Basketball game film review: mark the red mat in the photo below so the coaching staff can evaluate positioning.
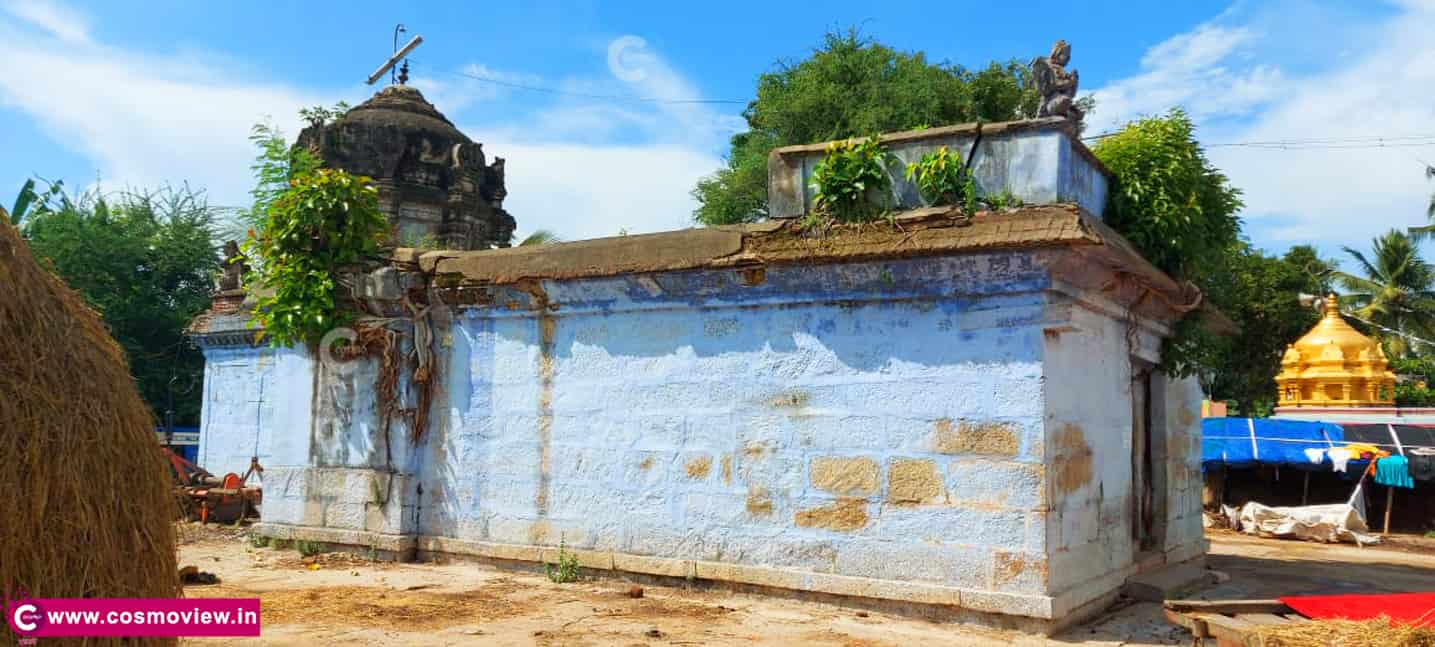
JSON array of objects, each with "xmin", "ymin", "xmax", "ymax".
[{"xmin": 1280, "ymin": 592, "xmax": 1435, "ymax": 627}]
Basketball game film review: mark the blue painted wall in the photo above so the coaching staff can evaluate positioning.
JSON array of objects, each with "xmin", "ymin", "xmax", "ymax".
[
  {"xmin": 413, "ymin": 252, "xmax": 1055, "ymax": 600},
  {"xmin": 196, "ymin": 344, "xmax": 313, "ymax": 478},
  {"xmin": 204, "ymin": 248, "xmax": 1203, "ymax": 620}
]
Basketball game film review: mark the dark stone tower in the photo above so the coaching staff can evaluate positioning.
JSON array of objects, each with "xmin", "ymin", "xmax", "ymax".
[{"xmin": 295, "ymin": 85, "xmax": 516, "ymax": 250}]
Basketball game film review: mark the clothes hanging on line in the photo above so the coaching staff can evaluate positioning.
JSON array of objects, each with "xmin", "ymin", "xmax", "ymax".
[
  {"xmin": 1343, "ymin": 443, "xmax": 1383, "ymax": 459},
  {"xmin": 1375, "ymin": 455, "xmax": 1415, "ymax": 489},
  {"xmin": 1329, "ymin": 448, "xmax": 1353, "ymax": 473},
  {"xmin": 1303, "ymin": 448, "xmax": 1326, "ymax": 464}
]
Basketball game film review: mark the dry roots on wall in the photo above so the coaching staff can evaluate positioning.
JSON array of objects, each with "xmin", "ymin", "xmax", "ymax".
[
  {"xmin": 0, "ymin": 222, "xmax": 179, "ymax": 646},
  {"xmin": 337, "ymin": 297, "xmax": 435, "ymax": 448}
]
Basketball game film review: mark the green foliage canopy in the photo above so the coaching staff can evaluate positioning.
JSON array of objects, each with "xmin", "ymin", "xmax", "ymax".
[
  {"xmin": 22, "ymin": 185, "xmax": 218, "ymax": 425},
  {"xmin": 692, "ymin": 30, "xmax": 1043, "ymax": 226},
  {"xmin": 242, "ymin": 168, "xmax": 388, "ymax": 348},
  {"xmin": 239, "ymin": 121, "xmax": 321, "ymax": 237},
  {"xmin": 518, "ymin": 229, "xmax": 563, "ymax": 246},
  {"xmin": 1390, "ymin": 356, "xmax": 1435, "ymax": 406},
  {"xmin": 1092, "ymin": 110, "xmax": 1245, "ymax": 381},
  {"xmin": 1092, "ymin": 109, "xmax": 1243, "ymax": 279},
  {"xmin": 1188, "ymin": 243, "xmax": 1334, "ymax": 416}
]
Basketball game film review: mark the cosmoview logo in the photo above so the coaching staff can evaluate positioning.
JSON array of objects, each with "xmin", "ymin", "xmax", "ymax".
[
  {"xmin": 607, "ymin": 35, "xmax": 650, "ymax": 83},
  {"xmin": 11, "ymin": 602, "xmax": 40, "ymax": 633},
  {"xmin": 5, "ymin": 597, "xmax": 259, "ymax": 638}
]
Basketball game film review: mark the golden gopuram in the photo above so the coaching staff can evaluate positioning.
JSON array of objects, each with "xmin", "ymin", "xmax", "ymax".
[{"xmin": 1275, "ymin": 294, "xmax": 1397, "ymax": 407}]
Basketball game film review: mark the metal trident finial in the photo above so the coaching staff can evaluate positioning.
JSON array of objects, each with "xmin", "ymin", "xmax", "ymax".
[{"xmin": 392, "ymin": 24, "xmax": 407, "ymax": 85}]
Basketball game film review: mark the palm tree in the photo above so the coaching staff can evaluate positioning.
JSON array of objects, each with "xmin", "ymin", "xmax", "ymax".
[
  {"xmin": 1408, "ymin": 166, "xmax": 1435, "ymax": 240},
  {"xmin": 518, "ymin": 229, "xmax": 562, "ymax": 246},
  {"xmin": 8, "ymin": 179, "xmax": 65, "ymax": 227},
  {"xmin": 1337, "ymin": 229, "xmax": 1435, "ymax": 357},
  {"xmin": 1428, "ymin": 164, "xmax": 1435, "ymax": 220}
]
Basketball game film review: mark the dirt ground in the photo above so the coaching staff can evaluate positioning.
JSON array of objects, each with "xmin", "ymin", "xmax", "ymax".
[{"xmin": 175, "ymin": 525, "xmax": 1435, "ymax": 646}]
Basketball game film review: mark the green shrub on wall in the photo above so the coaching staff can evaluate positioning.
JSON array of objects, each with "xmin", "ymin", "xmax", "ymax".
[
  {"xmin": 904, "ymin": 146, "xmax": 967, "ymax": 207},
  {"xmin": 242, "ymin": 168, "xmax": 388, "ymax": 348},
  {"xmin": 905, "ymin": 146, "xmax": 1023, "ymax": 213},
  {"xmin": 809, "ymin": 136, "xmax": 893, "ymax": 224}
]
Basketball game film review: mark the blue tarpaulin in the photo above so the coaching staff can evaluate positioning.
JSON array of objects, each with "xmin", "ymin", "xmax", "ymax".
[{"xmin": 1201, "ymin": 418, "xmax": 1344, "ymax": 469}]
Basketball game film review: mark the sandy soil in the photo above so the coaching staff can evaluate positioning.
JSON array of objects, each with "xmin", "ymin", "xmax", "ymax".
[{"xmin": 174, "ymin": 524, "xmax": 1435, "ymax": 646}]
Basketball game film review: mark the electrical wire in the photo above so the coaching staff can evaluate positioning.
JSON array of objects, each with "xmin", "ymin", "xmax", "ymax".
[
  {"xmin": 409, "ymin": 61, "xmax": 1435, "ymax": 143},
  {"xmin": 408, "ymin": 60, "xmax": 747, "ymax": 106},
  {"xmin": 1339, "ymin": 309, "xmax": 1435, "ymax": 349},
  {"xmin": 1082, "ymin": 130, "xmax": 1435, "ymax": 151}
]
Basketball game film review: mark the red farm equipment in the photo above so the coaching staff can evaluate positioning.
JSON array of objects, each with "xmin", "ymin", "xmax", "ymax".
[{"xmin": 162, "ymin": 448, "xmax": 262, "ymax": 524}]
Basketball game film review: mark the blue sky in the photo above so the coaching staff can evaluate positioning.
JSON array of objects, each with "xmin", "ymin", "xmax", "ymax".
[{"xmin": 3, "ymin": 0, "xmax": 1434, "ymax": 261}]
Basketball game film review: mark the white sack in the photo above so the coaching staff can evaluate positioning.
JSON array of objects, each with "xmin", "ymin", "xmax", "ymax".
[{"xmin": 1236, "ymin": 502, "xmax": 1381, "ymax": 545}]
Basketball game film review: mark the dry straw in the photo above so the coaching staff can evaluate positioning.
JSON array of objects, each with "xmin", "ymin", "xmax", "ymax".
[
  {"xmin": 0, "ymin": 221, "xmax": 179, "ymax": 646},
  {"xmin": 1247, "ymin": 617, "xmax": 1435, "ymax": 647}
]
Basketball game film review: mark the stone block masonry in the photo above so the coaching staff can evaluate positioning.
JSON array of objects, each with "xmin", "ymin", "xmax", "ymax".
[
  {"xmin": 192, "ymin": 121, "xmax": 1206, "ymax": 632},
  {"xmin": 224, "ymin": 217, "xmax": 1202, "ymax": 629}
]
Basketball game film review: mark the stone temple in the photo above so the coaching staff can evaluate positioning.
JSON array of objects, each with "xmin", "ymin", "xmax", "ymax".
[
  {"xmin": 295, "ymin": 85, "xmax": 516, "ymax": 250},
  {"xmin": 191, "ymin": 88, "xmax": 1209, "ymax": 632}
]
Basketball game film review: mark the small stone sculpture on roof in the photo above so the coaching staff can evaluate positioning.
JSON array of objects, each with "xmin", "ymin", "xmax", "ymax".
[
  {"xmin": 1032, "ymin": 40, "xmax": 1084, "ymax": 124},
  {"xmin": 217, "ymin": 240, "xmax": 249, "ymax": 292}
]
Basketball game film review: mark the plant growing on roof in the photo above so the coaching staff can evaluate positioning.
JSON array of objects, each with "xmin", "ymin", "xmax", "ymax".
[
  {"xmin": 987, "ymin": 188, "xmax": 1023, "ymax": 210},
  {"xmin": 236, "ymin": 121, "xmax": 322, "ymax": 239},
  {"xmin": 242, "ymin": 168, "xmax": 389, "ymax": 348},
  {"xmin": 809, "ymin": 136, "xmax": 893, "ymax": 224},
  {"xmin": 299, "ymin": 101, "xmax": 350, "ymax": 128},
  {"xmin": 905, "ymin": 147, "xmax": 1024, "ymax": 213},
  {"xmin": 904, "ymin": 146, "xmax": 967, "ymax": 207}
]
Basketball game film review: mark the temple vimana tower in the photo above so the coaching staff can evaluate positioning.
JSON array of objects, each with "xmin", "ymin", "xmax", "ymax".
[{"xmin": 295, "ymin": 85, "xmax": 516, "ymax": 250}]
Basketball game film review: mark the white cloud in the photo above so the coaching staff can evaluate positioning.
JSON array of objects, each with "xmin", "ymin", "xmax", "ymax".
[
  {"xmin": 1089, "ymin": 23, "xmax": 1283, "ymax": 134},
  {"xmin": 488, "ymin": 140, "xmax": 720, "ymax": 240},
  {"xmin": 1090, "ymin": 2, "xmax": 1435, "ymax": 256},
  {"xmin": 439, "ymin": 34, "xmax": 741, "ymax": 240},
  {"xmin": 0, "ymin": 5, "xmax": 348, "ymax": 212},
  {"xmin": 2, "ymin": 14, "xmax": 735, "ymax": 243},
  {"xmin": 3, "ymin": 0, "xmax": 90, "ymax": 44}
]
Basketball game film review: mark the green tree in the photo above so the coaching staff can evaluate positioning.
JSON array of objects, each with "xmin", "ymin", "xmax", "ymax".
[
  {"xmin": 1092, "ymin": 109, "xmax": 1243, "ymax": 279},
  {"xmin": 1427, "ymin": 164, "xmax": 1435, "ymax": 220},
  {"xmin": 1195, "ymin": 242, "xmax": 1330, "ymax": 416},
  {"xmin": 1091, "ymin": 109, "xmax": 1245, "ymax": 380},
  {"xmin": 1408, "ymin": 165, "xmax": 1435, "ymax": 239},
  {"xmin": 1281, "ymin": 244, "xmax": 1336, "ymax": 295},
  {"xmin": 23, "ymin": 185, "xmax": 219, "ymax": 425},
  {"xmin": 518, "ymin": 229, "xmax": 562, "ymax": 246},
  {"xmin": 1336, "ymin": 229, "xmax": 1435, "ymax": 358},
  {"xmin": 692, "ymin": 29, "xmax": 1045, "ymax": 226},
  {"xmin": 8, "ymin": 178, "xmax": 66, "ymax": 226},
  {"xmin": 238, "ymin": 121, "xmax": 321, "ymax": 237},
  {"xmin": 243, "ymin": 168, "xmax": 388, "ymax": 348}
]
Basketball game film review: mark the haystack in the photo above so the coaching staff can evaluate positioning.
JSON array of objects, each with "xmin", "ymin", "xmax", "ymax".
[
  {"xmin": 1248, "ymin": 617, "xmax": 1435, "ymax": 646},
  {"xmin": 0, "ymin": 220, "xmax": 178, "ymax": 645}
]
